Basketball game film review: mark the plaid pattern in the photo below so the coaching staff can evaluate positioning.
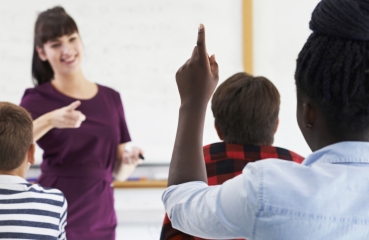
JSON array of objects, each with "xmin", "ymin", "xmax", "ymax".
[{"xmin": 160, "ymin": 142, "xmax": 304, "ymax": 240}]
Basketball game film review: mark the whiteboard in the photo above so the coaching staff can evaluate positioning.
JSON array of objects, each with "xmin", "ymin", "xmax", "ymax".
[{"xmin": 0, "ymin": 0, "xmax": 244, "ymax": 164}]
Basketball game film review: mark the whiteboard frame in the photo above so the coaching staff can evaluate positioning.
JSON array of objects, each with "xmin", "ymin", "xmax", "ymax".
[{"xmin": 243, "ymin": 0, "xmax": 253, "ymax": 74}]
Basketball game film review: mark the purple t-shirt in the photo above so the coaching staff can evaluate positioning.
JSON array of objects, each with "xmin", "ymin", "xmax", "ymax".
[{"xmin": 20, "ymin": 82, "xmax": 131, "ymax": 240}]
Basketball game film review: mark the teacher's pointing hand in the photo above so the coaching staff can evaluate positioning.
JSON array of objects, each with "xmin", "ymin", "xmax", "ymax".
[{"xmin": 51, "ymin": 101, "xmax": 86, "ymax": 129}]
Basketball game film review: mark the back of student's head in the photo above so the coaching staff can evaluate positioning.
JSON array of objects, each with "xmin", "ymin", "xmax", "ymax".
[
  {"xmin": 211, "ymin": 72, "xmax": 280, "ymax": 146},
  {"xmin": 295, "ymin": 0, "xmax": 369, "ymax": 138},
  {"xmin": 0, "ymin": 102, "xmax": 33, "ymax": 170}
]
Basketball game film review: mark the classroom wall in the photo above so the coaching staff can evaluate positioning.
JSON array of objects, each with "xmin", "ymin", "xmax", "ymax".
[
  {"xmin": 253, "ymin": 0, "xmax": 321, "ymax": 157},
  {"xmin": 0, "ymin": 0, "xmax": 320, "ymax": 161},
  {"xmin": 0, "ymin": 0, "xmax": 243, "ymax": 164},
  {"xmin": 2, "ymin": 1, "xmax": 323, "ymax": 239}
]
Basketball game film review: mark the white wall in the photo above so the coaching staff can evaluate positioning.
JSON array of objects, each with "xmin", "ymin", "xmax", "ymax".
[
  {"xmin": 0, "ymin": 0, "xmax": 243, "ymax": 164},
  {"xmin": 253, "ymin": 0, "xmax": 321, "ymax": 157},
  {"xmin": 0, "ymin": 0, "xmax": 321, "ymax": 162}
]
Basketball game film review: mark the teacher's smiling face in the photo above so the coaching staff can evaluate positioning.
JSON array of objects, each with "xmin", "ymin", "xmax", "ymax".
[{"xmin": 36, "ymin": 32, "xmax": 83, "ymax": 76}]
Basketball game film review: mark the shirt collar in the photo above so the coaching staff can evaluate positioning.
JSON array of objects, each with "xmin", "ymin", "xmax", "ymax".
[
  {"xmin": 203, "ymin": 142, "xmax": 304, "ymax": 163},
  {"xmin": 303, "ymin": 141, "xmax": 369, "ymax": 166},
  {"xmin": 0, "ymin": 175, "xmax": 28, "ymax": 184}
]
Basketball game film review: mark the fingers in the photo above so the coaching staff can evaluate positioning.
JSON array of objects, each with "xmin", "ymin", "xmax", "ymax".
[
  {"xmin": 52, "ymin": 102, "xmax": 86, "ymax": 129},
  {"xmin": 121, "ymin": 154, "xmax": 132, "ymax": 164},
  {"xmin": 190, "ymin": 46, "xmax": 198, "ymax": 60},
  {"xmin": 122, "ymin": 147, "xmax": 144, "ymax": 165},
  {"xmin": 78, "ymin": 112, "xmax": 86, "ymax": 121},
  {"xmin": 134, "ymin": 147, "xmax": 144, "ymax": 163},
  {"xmin": 197, "ymin": 24, "xmax": 208, "ymax": 63},
  {"xmin": 138, "ymin": 148, "xmax": 145, "ymax": 156},
  {"xmin": 131, "ymin": 147, "xmax": 141, "ymax": 161},
  {"xmin": 63, "ymin": 115, "xmax": 79, "ymax": 122},
  {"xmin": 56, "ymin": 112, "xmax": 85, "ymax": 129},
  {"xmin": 59, "ymin": 119, "xmax": 83, "ymax": 128},
  {"xmin": 66, "ymin": 101, "xmax": 81, "ymax": 112},
  {"xmin": 64, "ymin": 111, "xmax": 86, "ymax": 122},
  {"xmin": 209, "ymin": 54, "xmax": 219, "ymax": 78}
]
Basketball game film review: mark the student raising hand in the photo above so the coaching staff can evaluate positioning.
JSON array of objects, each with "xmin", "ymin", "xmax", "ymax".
[
  {"xmin": 176, "ymin": 24, "xmax": 219, "ymax": 107},
  {"xmin": 168, "ymin": 24, "xmax": 219, "ymax": 186}
]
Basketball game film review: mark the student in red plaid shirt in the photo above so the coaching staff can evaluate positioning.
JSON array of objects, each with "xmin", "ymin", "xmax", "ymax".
[{"xmin": 160, "ymin": 72, "xmax": 304, "ymax": 240}]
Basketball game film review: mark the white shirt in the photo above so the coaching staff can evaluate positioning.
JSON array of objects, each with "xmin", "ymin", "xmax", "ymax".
[
  {"xmin": 162, "ymin": 142, "xmax": 369, "ymax": 240},
  {"xmin": 0, "ymin": 175, "xmax": 67, "ymax": 239}
]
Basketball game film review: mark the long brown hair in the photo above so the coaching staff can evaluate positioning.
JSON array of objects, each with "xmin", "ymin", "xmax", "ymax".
[{"xmin": 32, "ymin": 6, "xmax": 79, "ymax": 86}]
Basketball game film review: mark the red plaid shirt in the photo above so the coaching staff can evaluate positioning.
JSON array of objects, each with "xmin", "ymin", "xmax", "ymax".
[{"xmin": 160, "ymin": 142, "xmax": 304, "ymax": 240}]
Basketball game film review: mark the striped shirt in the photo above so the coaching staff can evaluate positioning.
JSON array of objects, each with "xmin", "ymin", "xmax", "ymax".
[{"xmin": 0, "ymin": 175, "xmax": 67, "ymax": 239}]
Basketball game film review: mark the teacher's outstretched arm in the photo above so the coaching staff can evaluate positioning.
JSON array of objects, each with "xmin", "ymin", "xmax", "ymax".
[
  {"xmin": 33, "ymin": 101, "xmax": 86, "ymax": 142},
  {"xmin": 168, "ymin": 24, "xmax": 219, "ymax": 186}
]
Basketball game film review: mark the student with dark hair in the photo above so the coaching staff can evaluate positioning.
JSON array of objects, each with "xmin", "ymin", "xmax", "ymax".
[
  {"xmin": 160, "ymin": 72, "xmax": 303, "ymax": 240},
  {"xmin": 20, "ymin": 6, "xmax": 142, "ymax": 240},
  {"xmin": 0, "ymin": 102, "xmax": 67, "ymax": 239},
  {"xmin": 162, "ymin": 0, "xmax": 369, "ymax": 238}
]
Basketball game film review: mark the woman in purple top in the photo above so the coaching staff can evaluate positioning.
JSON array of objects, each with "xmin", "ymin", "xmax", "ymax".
[{"xmin": 20, "ymin": 7, "xmax": 143, "ymax": 240}]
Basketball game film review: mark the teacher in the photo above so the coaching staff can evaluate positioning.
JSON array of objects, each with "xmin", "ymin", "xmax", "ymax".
[{"xmin": 20, "ymin": 6, "xmax": 142, "ymax": 240}]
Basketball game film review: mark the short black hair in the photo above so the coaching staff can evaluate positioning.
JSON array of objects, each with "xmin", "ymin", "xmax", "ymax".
[
  {"xmin": 211, "ymin": 72, "xmax": 280, "ymax": 146},
  {"xmin": 295, "ymin": 0, "xmax": 369, "ymax": 136}
]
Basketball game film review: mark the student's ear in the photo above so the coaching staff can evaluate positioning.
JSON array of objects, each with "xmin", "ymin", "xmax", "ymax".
[
  {"xmin": 214, "ymin": 122, "xmax": 224, "ymax": 141},
  {"xmin": 27, "ymin": 144, "xmax": 36, "ymax": 165},
  {"xmin": 36, "ymin": 46, "xmax": 47, "ymax": 61},
  {"xmin": 302, "ymin": 103, "xmax": 315, "ymax": 129},
  {"xmin": 274, "ymin": 118, "xmax": 279, "ymax": 134}
]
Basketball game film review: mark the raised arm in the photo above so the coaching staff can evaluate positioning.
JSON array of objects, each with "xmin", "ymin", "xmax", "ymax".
[
  {"xmin": 33, "ymin": 101, "xmax": 86, "ymax": 142},
  {"xmin": 168, "ymin": 24, "xmax": 219, "ymax": 186},
  {"xmin": 163, "ymin": 25, "xmax": 259, "ymax": 239}
]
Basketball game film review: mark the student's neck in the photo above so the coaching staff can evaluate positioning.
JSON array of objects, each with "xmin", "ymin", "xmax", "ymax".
[
  {"xmin": 0, "ymin": 170, "xmax": 25, "ymax": 179},
  {"xmin": 311, "ymin": 131, "xmax": 369, "ymax": 152}
]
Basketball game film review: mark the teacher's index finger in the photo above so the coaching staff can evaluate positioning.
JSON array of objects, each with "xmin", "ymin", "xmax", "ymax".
[
  {"xmin": 66, "ymin": 100, "xmax": 81, "ymax": 112},
  {"xmin": 197, "ymin": 24, "xmax": 208, "ymax": 62}
]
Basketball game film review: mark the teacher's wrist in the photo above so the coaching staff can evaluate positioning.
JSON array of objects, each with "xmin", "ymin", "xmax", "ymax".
[{"xmin": 46, "ymin": 111, "xmax": 57, "ymax": 129}]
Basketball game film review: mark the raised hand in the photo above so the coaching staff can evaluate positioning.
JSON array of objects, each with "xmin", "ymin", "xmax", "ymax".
[
  {"xmin": 168, "ymin": 24, "xmax": 219, "ymax": 186},
  {"xmin": 175, "ymin": 24, "xmax": 219, "ymax": 107},
  {"xmin": 51, "ymin": 101, "xmax": 86, "ymax": 129}
]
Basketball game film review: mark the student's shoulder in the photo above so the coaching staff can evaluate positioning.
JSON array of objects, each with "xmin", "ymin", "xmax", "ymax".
[
  {"xmin": 28, "ymin": 184, "xmax": 67, "ymax": 217},
  {"xmin": 247, "ymin": 157, "xmax": 309, "ymax": 186},
  {"xmin": 241, "ymin": 158, "xmax": 308, "ymax": 199},
  {"xmin": 28, "ymin": 184, "xmax": 66, "ymax": 201}
]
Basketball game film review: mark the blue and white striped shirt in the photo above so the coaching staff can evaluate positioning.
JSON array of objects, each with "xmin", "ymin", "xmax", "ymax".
[{"xmin": 0, "ymin": 175, "xmax": 67, "ymax": 239}]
